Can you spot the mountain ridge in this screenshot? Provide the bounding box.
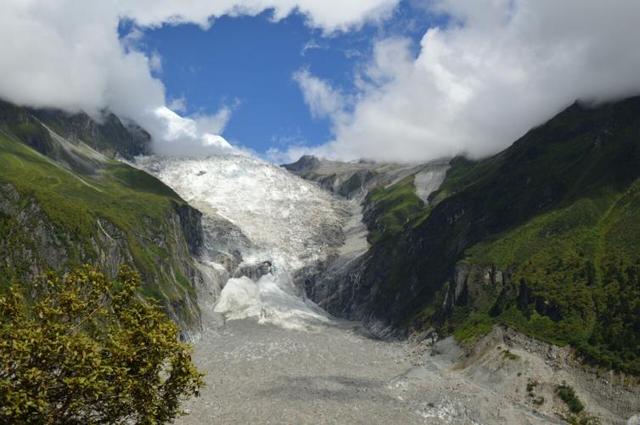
[286,96,640,374]
[0,100,205,332]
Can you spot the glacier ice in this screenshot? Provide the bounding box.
[136,153,346,330]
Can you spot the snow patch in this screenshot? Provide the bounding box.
[414,165,449,204]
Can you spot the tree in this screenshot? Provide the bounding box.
[0,265,203,424]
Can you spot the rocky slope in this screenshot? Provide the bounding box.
[282,155,449,200]
[282,97,640,423]
[0,101,205,331]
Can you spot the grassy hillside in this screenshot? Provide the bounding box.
[365,176,431,244]
[361,97,640,373]
[455,169,640,373]
[0,106,202,329]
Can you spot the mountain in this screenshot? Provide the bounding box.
[287,96,640,374]
[0,100,151,161]
[0,101,204,331]
[282,156,435,199]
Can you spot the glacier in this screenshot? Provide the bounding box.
[136,153,346,330]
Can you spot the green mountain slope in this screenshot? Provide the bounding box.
[357,97,640,373]
[0,100,150,160]
[0,103,203,330]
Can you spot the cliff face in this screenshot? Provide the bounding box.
[0,101,204,332]
[289,97,640,373]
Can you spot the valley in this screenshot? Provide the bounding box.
[137,150,638,424]
[3,3,640,424]
[1,99,640,424]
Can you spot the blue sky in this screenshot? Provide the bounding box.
[134,1,439,156]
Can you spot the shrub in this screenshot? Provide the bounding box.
[556,383,584,414]
[501,349,519,360]
[0,265,203,424]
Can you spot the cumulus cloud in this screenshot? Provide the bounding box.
[293,69,346,120]
[117,0,398,33]
[167,97,188,114]
[290,0,640,163]
[152,106,235,155]
[0,0,400,156]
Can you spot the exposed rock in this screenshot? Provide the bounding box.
[451,326,640,424]
[282,154,320,173]
[283,155,437,200]
[0,181,206,332]
[285,158,451,338]
[233,261,273,281]
[172,200,204,256]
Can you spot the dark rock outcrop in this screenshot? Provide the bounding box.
[172,200,204,256]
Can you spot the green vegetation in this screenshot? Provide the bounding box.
[525,379,545,406]
[429,99,640,374]
[0,130,180,237]
[452,312,493,346]
[567,417,601,425]
[0,125,198,316]
[365,175,430,244]
[359,175,448,318]
[429,155,502,206]
[501,349,519,361]
[0,100,150,159]
[556,383,584,414]
[452,179,640,372]
[359,97,640,375]
[533,396,545,406]
[0,265,203,424]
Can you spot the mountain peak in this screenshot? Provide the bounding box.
[282,155,321,173]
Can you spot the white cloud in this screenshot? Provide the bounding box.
[291,0,640,163]
[118,0,398,33]
[151,106,234,155]
[0,0,400,156]
[168,97,187,114]
[293,69,346,120]
[148,51,163,73]
[301,40,325,56]
[193,107,233,135]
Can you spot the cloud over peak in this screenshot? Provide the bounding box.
[290,0,640,163]
[4,0,640,162]
[0,0,400,156]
